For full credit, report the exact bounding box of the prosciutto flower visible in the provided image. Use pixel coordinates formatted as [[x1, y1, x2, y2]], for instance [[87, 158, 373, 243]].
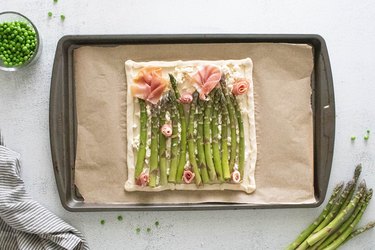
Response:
[[183, 170, 195, 184], [191, 65, 222, 100], [136, 170, 149, 186], [131, 67, 168, 104], [231, 170, 241, 183], [232, 78, 249, 96], [179, 92, 193, 104], [161, 123, 172, 137]]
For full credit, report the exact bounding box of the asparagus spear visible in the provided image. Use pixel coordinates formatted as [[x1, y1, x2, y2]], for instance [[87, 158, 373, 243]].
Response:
[[317, 188, 368, 249], [134, 99, 148, 179], [312, 180, 355, 234], [148, 105, 160, 187], [286, 182, 344, 250], [232, 95, 245, 178], [211, 89, 224, 182], [169, 74, 188, 184], [323, 188, 373, 250], [220, 78, 237, 172], [339, 164, 362, 213], [158, 101, 168, 186], [203, 94, 217, 181], [342, 221, 375, 244], [196, 98, 210, 184], [306, 181, 367, 246], [167, 93, 180, 183], [219, 89, 231, 180], [187, 93, 202, 186], [304, 176, 357, 247]]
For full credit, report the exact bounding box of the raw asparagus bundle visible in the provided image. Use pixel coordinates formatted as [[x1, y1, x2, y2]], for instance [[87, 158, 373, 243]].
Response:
[[286, 165, 375, 250]]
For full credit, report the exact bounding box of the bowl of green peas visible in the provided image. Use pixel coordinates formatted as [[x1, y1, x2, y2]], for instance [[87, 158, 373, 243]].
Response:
[[0, 11, 42, 71]]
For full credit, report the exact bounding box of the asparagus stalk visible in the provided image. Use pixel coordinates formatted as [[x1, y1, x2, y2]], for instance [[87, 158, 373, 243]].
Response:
[[343, 221, 375, 244], [169, 74, 188, 184], [220, 78, 237, 172], [317, 188, 368, 249], [187, 93, 202, 186], [323, 188, 373, 250], [339, 164, 362, 213], [232, 95, 245, 178], [211, 89, 224, 182], [312, 180, 355, 234], [158, 102, 168, 186], [219, 90, 231, 180], [306, 181, 367, 246], [148, 105, 160, 187], [286, 182, 344, 250], [134, 99, 148, 179], [196, 98, 210, 184], [167, 93, 180, 183], [203, 95, 217, 181]]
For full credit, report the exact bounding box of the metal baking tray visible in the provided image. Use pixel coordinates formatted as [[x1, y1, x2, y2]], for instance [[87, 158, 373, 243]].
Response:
[[50, 34, 335, 211]]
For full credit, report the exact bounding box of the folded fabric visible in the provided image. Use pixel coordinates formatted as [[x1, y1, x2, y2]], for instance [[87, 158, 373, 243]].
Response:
[[0, 134, 89, 250]]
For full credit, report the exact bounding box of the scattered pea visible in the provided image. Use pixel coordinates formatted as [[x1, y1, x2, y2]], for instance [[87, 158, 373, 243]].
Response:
[[155, 221, 159, 227], [351, 136, 356, 141], [48, 12, 53, 17], [364, 130, 370, 140], [54, 0, 58, 2], [100, 219, 105, 225], [146, 228, 151, 233], [60, 15, 65, 21], [117, 215, 123, 221], [136, 228, 141, 234]]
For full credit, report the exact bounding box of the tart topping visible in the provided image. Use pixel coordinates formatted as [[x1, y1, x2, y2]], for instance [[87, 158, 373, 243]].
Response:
[[136, 169, 149, 186], [161, 123, 173, 137], [131, 67, 168, 104], [191, 65, 222, 100], [183, 170, 195, 184], [231, 170, 241, 183], [232, 78, 249, 96], [179, 92, 193, 104]]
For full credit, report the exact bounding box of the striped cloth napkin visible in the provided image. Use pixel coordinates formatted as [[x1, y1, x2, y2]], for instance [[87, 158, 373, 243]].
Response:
[[0, 132, 89, 249]]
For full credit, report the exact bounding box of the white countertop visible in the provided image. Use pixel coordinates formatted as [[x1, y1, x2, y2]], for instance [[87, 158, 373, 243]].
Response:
[[1, 1, 374, 249]]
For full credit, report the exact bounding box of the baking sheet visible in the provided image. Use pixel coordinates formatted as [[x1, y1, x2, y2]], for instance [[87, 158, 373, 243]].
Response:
[[74, 43, 315, 204]]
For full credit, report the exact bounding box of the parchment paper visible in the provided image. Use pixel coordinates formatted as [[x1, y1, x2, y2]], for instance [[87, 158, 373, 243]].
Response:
[[74, 43, 315, 204]]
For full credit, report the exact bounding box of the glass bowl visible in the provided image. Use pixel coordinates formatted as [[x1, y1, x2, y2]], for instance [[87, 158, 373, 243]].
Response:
[[0, 11, 42, 72]]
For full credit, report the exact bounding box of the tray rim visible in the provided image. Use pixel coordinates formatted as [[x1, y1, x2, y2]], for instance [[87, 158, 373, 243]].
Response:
[[49, 34, 335, 211]]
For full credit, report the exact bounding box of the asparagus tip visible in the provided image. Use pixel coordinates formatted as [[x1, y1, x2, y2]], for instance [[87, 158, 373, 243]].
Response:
[[358, 179, 367, 189], [354, 164, 362, 181], [335, 181, 345, 191], [365, 221, 375, 229], [346, 179, 355, 188], [366, 188, 373, 200]]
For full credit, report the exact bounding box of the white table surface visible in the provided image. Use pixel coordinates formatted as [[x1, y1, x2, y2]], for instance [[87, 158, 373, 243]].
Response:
[[1, 1, 375, 249]]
